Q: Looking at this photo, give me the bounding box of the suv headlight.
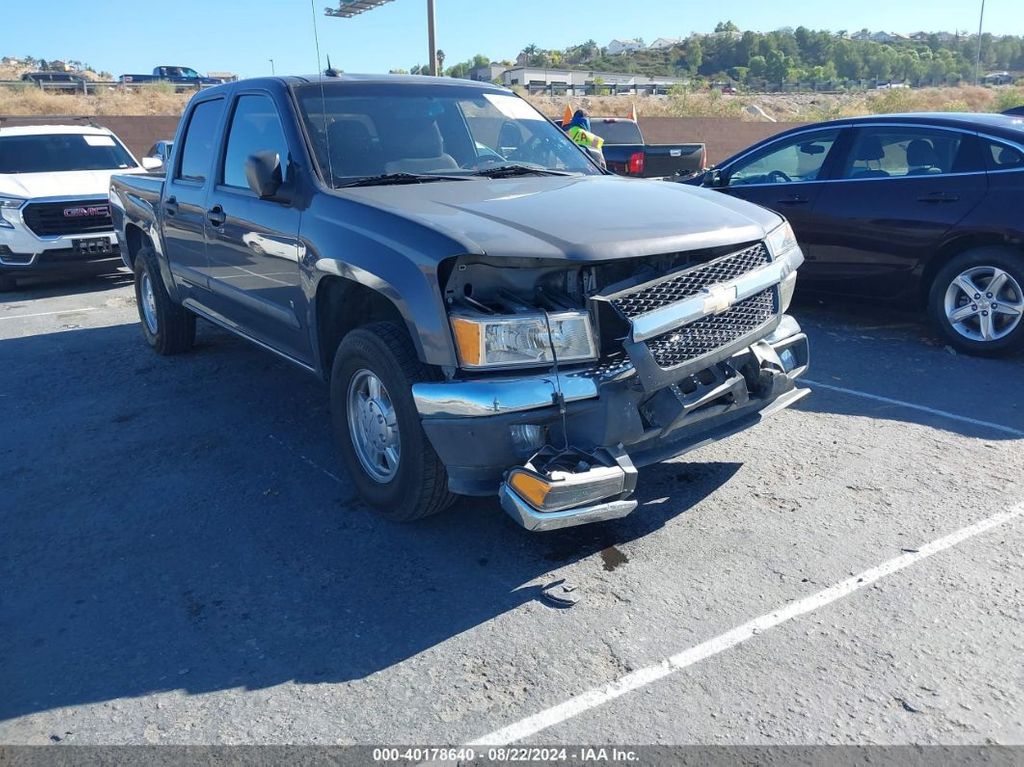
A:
[451,311,598,369]
[765,221,801,312]
[0,197,25,230]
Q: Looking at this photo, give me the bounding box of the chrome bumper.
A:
[413,314,808,419]
[499,485,638,531]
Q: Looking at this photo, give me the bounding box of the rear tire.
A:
[133,246,196,355]
[331,322,456,522]
[929,248,1024,357]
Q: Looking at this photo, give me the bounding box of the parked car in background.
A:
[20,71,87,88]
[119,66,224,87]
[110,74,809,530]
[144,140,174,168]
[0,125,159,290]
[684,113,1024,356]
[590,117,706,179]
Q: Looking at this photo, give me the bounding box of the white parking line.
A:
[468,501,1024,746]
[804,379,1024,439]
[0,308,98,321]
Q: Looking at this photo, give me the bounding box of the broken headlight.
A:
[450,311,598,370]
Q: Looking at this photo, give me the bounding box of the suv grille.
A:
[22,199,113,237]
[611,242,770,320]
[645,288,775,369]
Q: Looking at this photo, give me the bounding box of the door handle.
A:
[163,196,178,216]
[207,205,226,226]
[917,192,959,203]
[776,195,809,205]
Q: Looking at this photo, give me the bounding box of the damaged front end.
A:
[414,223,809,531]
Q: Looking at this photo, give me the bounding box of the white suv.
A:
[0,125,158,290]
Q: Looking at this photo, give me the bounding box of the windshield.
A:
[295,83,601,187]
[0,133,137,174]
[591,120,643,145]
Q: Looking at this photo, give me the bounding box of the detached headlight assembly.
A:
[451,311,598,369]
[0,197,25,230]
[765,221,802,312]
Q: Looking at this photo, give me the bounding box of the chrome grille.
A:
[645,288,775,369]
[611,243,770,320]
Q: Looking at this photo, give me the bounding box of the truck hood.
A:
[338,174,782,261]
[0,168,143,201]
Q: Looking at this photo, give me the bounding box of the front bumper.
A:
[0,228,120,275]
[414,315,809,530]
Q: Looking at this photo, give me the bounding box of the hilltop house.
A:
[648,37,683,50]
[606,39,645,55]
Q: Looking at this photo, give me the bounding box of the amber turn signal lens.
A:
[508,471,553,510]
[450,317,483,366]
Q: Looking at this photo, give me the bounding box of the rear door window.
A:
[176,99,226,183]
[839,128,969,179]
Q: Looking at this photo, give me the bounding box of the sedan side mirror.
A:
[585,146,607,170]
[245,151,283,199]
[704,169,723,187]
[141,156,164,171]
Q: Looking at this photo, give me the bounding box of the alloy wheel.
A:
[943,266,1024,343]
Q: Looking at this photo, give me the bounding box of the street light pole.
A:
[975,0,986,85]
[427,0,437,75]
[269,58,275,75]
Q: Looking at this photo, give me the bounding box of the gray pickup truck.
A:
[110,74,809,531]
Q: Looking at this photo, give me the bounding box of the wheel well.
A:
[124,224,152,267]
[921,233,1024,305]
[316,277,408,378]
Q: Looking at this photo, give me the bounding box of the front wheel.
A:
[929,248,1024,357]
[331,322,456,522]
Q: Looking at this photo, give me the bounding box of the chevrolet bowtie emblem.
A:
[701,284,738,315]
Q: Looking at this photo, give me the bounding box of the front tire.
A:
[331,322,456,522]
[929,248,1024,357]
[133,246,196,355]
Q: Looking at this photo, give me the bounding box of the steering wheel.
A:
[767,169,792,183]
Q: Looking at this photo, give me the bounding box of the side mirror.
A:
[585,146,607,170]
[141,156,164,171]
[704,169,723,188]
[245,151,283,199]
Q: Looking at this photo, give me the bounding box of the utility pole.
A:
[975,0,986,85]
[427,0,437,75]
[269,58,275,75]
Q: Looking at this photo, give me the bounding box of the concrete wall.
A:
[2,114,807,168]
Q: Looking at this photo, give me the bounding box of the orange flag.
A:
[562,104,573,127]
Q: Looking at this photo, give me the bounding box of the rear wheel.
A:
[331,322,456,522]
[929,248,1024,357]
[133,246,196,355]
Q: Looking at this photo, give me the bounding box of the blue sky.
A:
[3,0,1014,79]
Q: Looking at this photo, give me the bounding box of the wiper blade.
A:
[339,172,469,188]
[471,164,573,178]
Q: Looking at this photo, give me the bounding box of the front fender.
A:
[302,197,465,368]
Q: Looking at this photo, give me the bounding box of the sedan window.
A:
[983,139,1024,170]
[840,129,966,179]
[727,130,840,186]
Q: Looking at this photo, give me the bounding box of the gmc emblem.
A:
[64,206,109,218]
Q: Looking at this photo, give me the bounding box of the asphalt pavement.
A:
[0,267,1021,746]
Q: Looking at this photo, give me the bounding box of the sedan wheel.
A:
[943,266,1023,343]
[930,248,1024,357]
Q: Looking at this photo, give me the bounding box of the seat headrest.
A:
[854,135,885,162]
[394,121,445,159]
[906,138,937,167]
[328,119,373,150]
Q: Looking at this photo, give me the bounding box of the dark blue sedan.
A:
[686,112,1024,356]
